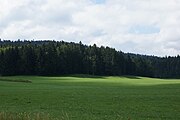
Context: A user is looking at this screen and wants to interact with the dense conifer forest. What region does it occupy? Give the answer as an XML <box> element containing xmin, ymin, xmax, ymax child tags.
<box><xmin>0</xmin><ymin>40</ymin><xmax>179</xmax><ymax>78</ymax></box>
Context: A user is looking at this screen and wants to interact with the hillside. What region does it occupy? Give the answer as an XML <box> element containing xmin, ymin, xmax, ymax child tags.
<box><xmin>0</xmin><ymin>40</ymin><xmax>180</xmax><ymax>78</ymax></box>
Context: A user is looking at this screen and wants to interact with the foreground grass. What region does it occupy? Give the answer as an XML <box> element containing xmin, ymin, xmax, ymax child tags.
<box><xmin>0</xmin><ymin>112</ymin><xmax>52</xmax><ymax>120</ymax></box>
<box><xmin>0</xmin><ymin>75</ymin><xmax>180</xmax><ymax>120</ymax></box>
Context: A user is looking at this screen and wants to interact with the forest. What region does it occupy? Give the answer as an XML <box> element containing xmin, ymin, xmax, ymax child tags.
<box><xmin>0</xmin><ymin>40</ymin><xmax>179</xmax><ymax>78</ymax></box>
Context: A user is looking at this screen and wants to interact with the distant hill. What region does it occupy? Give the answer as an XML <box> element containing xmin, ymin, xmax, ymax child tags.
<box><xmin>0</xmin><ymin>40</ymin><xmax>180</xmax><ymax>78</ymax></box>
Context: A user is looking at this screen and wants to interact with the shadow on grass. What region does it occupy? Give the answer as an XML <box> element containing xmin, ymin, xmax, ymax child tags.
<box><xmin>68</xmin><ymin>74</ymin><xmax>105</xmax><ymax>79</ymax></box>
<box><xmin>41</xmin><ymin>74</ymin><xmax>105</xmax><ymax>79</ymax></box>
<box><xmin>69</xmin><ymin>74</ymin><xmax>142</xmax><ymax>80</ymax></box>
<box><xmin>122</xmin><ymin>75</ymin><xmax>141</xmax><ymax>79</ymax></box>
<box><xmin>0</xmin><ymin>78</ymin><xmax>32</xmax><ymax>83</ymax></box>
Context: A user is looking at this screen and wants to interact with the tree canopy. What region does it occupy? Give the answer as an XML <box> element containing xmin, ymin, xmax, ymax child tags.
<box><xmin>0</xmin><ymin>40</ymin><xmax>179</xmax><ymax>78</ymax></box>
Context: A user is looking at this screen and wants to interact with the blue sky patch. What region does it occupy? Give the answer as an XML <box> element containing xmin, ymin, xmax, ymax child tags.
<box><xmin>128</xmin><ymin>25</ymin><xmax>160</xmax><ymax>34</ymax></box>
<box><xmin>91</xmin><ymin>0</ymin><xmax>106</xmax><ymax>4</ymax></box>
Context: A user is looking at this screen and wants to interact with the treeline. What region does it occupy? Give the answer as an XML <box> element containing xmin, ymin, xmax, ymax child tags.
<box><xmin>0</xmin><ymin>40</ymin><xmax>180</xmax><ymax>78</ymax></box>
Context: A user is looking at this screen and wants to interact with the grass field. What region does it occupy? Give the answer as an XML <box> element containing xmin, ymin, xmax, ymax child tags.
<box><xmin>0</xmin><ymin>75</ymin><xmax>180</xmax><ymax>120</ymax></box>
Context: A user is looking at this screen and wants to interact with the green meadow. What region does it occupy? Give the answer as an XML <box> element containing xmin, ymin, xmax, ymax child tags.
<box><xmin>0</xmin><ymin>75</ymin><xmax>180</xmax><ymax>120</ymax></box>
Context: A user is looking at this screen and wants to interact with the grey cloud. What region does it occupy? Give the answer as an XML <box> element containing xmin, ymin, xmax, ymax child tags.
<box><xmin>0</xmin><ymin>1</ymin><xmax>44</xmax><ymax>28</ymax></box>
<box><xmin>0</xmin><ymin>0</ymin><xmax>180</xmax><ymax>56</ymax></box>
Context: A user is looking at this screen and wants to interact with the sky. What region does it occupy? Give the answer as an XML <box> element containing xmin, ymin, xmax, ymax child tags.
<box><xmin>0</xmin><ymin>0</ymin><xmax>180</xmax><ymax>56</ymax></box>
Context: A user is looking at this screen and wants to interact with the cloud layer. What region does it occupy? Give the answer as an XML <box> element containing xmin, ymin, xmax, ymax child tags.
<box><xmin>0</xmin><ymin>0</ymin><xmax>180</xmax><ymax>56</ymax></box>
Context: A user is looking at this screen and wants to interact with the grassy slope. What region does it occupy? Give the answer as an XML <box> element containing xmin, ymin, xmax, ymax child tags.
<box><xmin>0</xmin><ymin>75</ymin><xmax>180</xmax><ymax>120</ymax></box>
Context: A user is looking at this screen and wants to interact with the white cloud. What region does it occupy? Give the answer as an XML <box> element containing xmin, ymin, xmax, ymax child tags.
<box><xmin>0</xmin><ymin>0</ymin><xmax>180</xmax><ymax>56</ymax></box>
